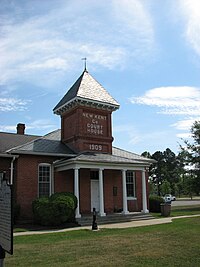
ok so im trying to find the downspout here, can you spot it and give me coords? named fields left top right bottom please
left=10, top=156, right=16, bottom=185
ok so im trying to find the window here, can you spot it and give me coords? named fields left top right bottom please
left=126, top=171, right=136, bottom=198
left=38, top=164, right=51, bottom=197
left=90, top=170, right=99, bottom=180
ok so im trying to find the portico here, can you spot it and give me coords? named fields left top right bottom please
left=54, top=153, right=150, bottom=219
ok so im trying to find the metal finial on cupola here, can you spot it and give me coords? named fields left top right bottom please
left=81, top=57, right=87, bottom=71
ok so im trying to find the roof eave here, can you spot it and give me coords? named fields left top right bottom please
left=54, top=157, right=152, bottom=171
left=54, top=96, right=120, bottom=115
left=7, top=150, right=76, bottom=157
left=0, top=153, right=19, bottom=158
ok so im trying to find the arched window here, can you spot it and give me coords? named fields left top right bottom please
left=38, top=164, right=51, bottom=197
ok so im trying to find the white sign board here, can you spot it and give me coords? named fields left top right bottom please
left=0, top=173, right=13, bottom=254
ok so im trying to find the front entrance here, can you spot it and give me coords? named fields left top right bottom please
left=91, top=179, right=100, bottom=212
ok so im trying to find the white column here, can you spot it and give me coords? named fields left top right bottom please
left=122, top=169, right=129, bottom=214
left=142, top=169, right=149, bottom=213
left=74, top=168, right=81, bottom=218
left=99, top=168, right=106, bottom=216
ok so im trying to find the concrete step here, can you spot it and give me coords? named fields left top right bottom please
left=77, top=212, right=154, bottom=226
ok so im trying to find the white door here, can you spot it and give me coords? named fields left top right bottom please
left=91, top=180, right=100, bottom=212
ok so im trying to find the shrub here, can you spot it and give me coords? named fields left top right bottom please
left=50, top=192, right=77, bottom=210
left=149, top=195, right=164, bottom=212
left=32, top=192, right=78, bottom=226
left=32, top=197, right=51, bottom=225
left=49, top=192, right=77, bottom=222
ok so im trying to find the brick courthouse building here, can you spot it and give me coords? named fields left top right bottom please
left=0, top=70, right=154, bottom=221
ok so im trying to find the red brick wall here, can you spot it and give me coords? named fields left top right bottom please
left=127, top=170, right=149, bottom=211
left=61, top=106, right=113, bottom=153
left=79, top=169, right=91, bottom=213
left=54, top=169, right=73, bottom=193
left=61, top=109, right=79, bottom=142
left=15, top=155, right=57, bottom=219
left=104, top=170, right=123, bottom=213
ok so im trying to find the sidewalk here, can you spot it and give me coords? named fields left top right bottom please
left=14, top=214, right=200, bottom=237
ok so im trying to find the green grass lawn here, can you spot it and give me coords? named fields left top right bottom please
left=6, top=217, right=200, bottom=267
left=171, top=205, right=200, bottom=216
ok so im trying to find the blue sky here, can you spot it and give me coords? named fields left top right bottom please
left=0, top=0, right=200, bottom=155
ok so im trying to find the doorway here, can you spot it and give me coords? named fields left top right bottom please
left=91, top=179, right=99, bottom=212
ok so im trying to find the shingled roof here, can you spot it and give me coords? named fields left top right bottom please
left=54, top=148, right=155, bottom=170
left=1, top=129, right=154, bottom=165
left=53, top=70, right=120, bottom=115
left=6, top=130, right=75, bottom=157
left=0, top=132, right=39, bottom=154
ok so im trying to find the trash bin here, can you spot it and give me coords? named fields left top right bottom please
left=160, top=203, right=171, bottom=217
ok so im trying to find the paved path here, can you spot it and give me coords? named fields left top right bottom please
left=172, top=200, right=200, bottom=207
left=14, top=214, right=200, bottom=237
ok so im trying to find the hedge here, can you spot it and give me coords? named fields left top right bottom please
left=149, top=195, right=165, bottom=213
left=32, top=192, right=77, bottom=226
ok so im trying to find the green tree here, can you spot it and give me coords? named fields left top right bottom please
left=141, top=151, right=151, bottom=158
left=181, top=120, right=200, bottom=195
left=176, top=149, right=191, bottom=196
left=144, top=148, right=184, bottom=196
left=163, top=148, right=180, bottom=185
left=160, top=180, right=171, bottom=195
left=149, top=151, right=166, bottom=195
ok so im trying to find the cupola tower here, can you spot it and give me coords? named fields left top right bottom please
left=53, top=70, right=120, bottom=154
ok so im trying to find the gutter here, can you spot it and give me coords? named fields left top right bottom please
left=5, top=150, right=76, bottom=158
left=0, top=153, right=16, bottom=158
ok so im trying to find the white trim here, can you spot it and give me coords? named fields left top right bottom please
left=127, top=197, right=137, bottom=200
left=122, top=169, right=129, bottom=215
left=99, top=168, right=106, bottom=216
left=141, top=170, right=149, bottom=213
left=9, top=151, right=75, bottom=157
left=0, top=153, right=19, bottom=158
left=55, top=160, right=148, bottom=172
left=54, top=96, right=119, bottom=115
left=74, top=168, right=81, bottom=218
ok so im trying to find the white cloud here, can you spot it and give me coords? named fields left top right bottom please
left=0, top=0, right=155, bottom=87
left=178, top=0, right=200, bottom=56
left=131, top=86, right=200, bottom=115
left=26, top=119, right=56, bottom=131
left=171, top=118, right=198, bottom=131
left=24, top=58, right=70, bottom=71
left=172, top=118, right=200, bottom=139
left=131, top=86, right=200, bottom=141
left=0, top=97, right=29, bottom=112
left=0, top=119, right=56, bottom=134
left=114, top=122, right=177, bottom=153
left=113, top=124, right=142, bottom=145
left=0, top=125, right=16, bottom=132
left=176, top=133, right=191, bottom=139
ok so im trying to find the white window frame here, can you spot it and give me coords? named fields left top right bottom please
left=126, top=171, right=136, bottom=200
left=38, top=163, right=52, bottom=198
